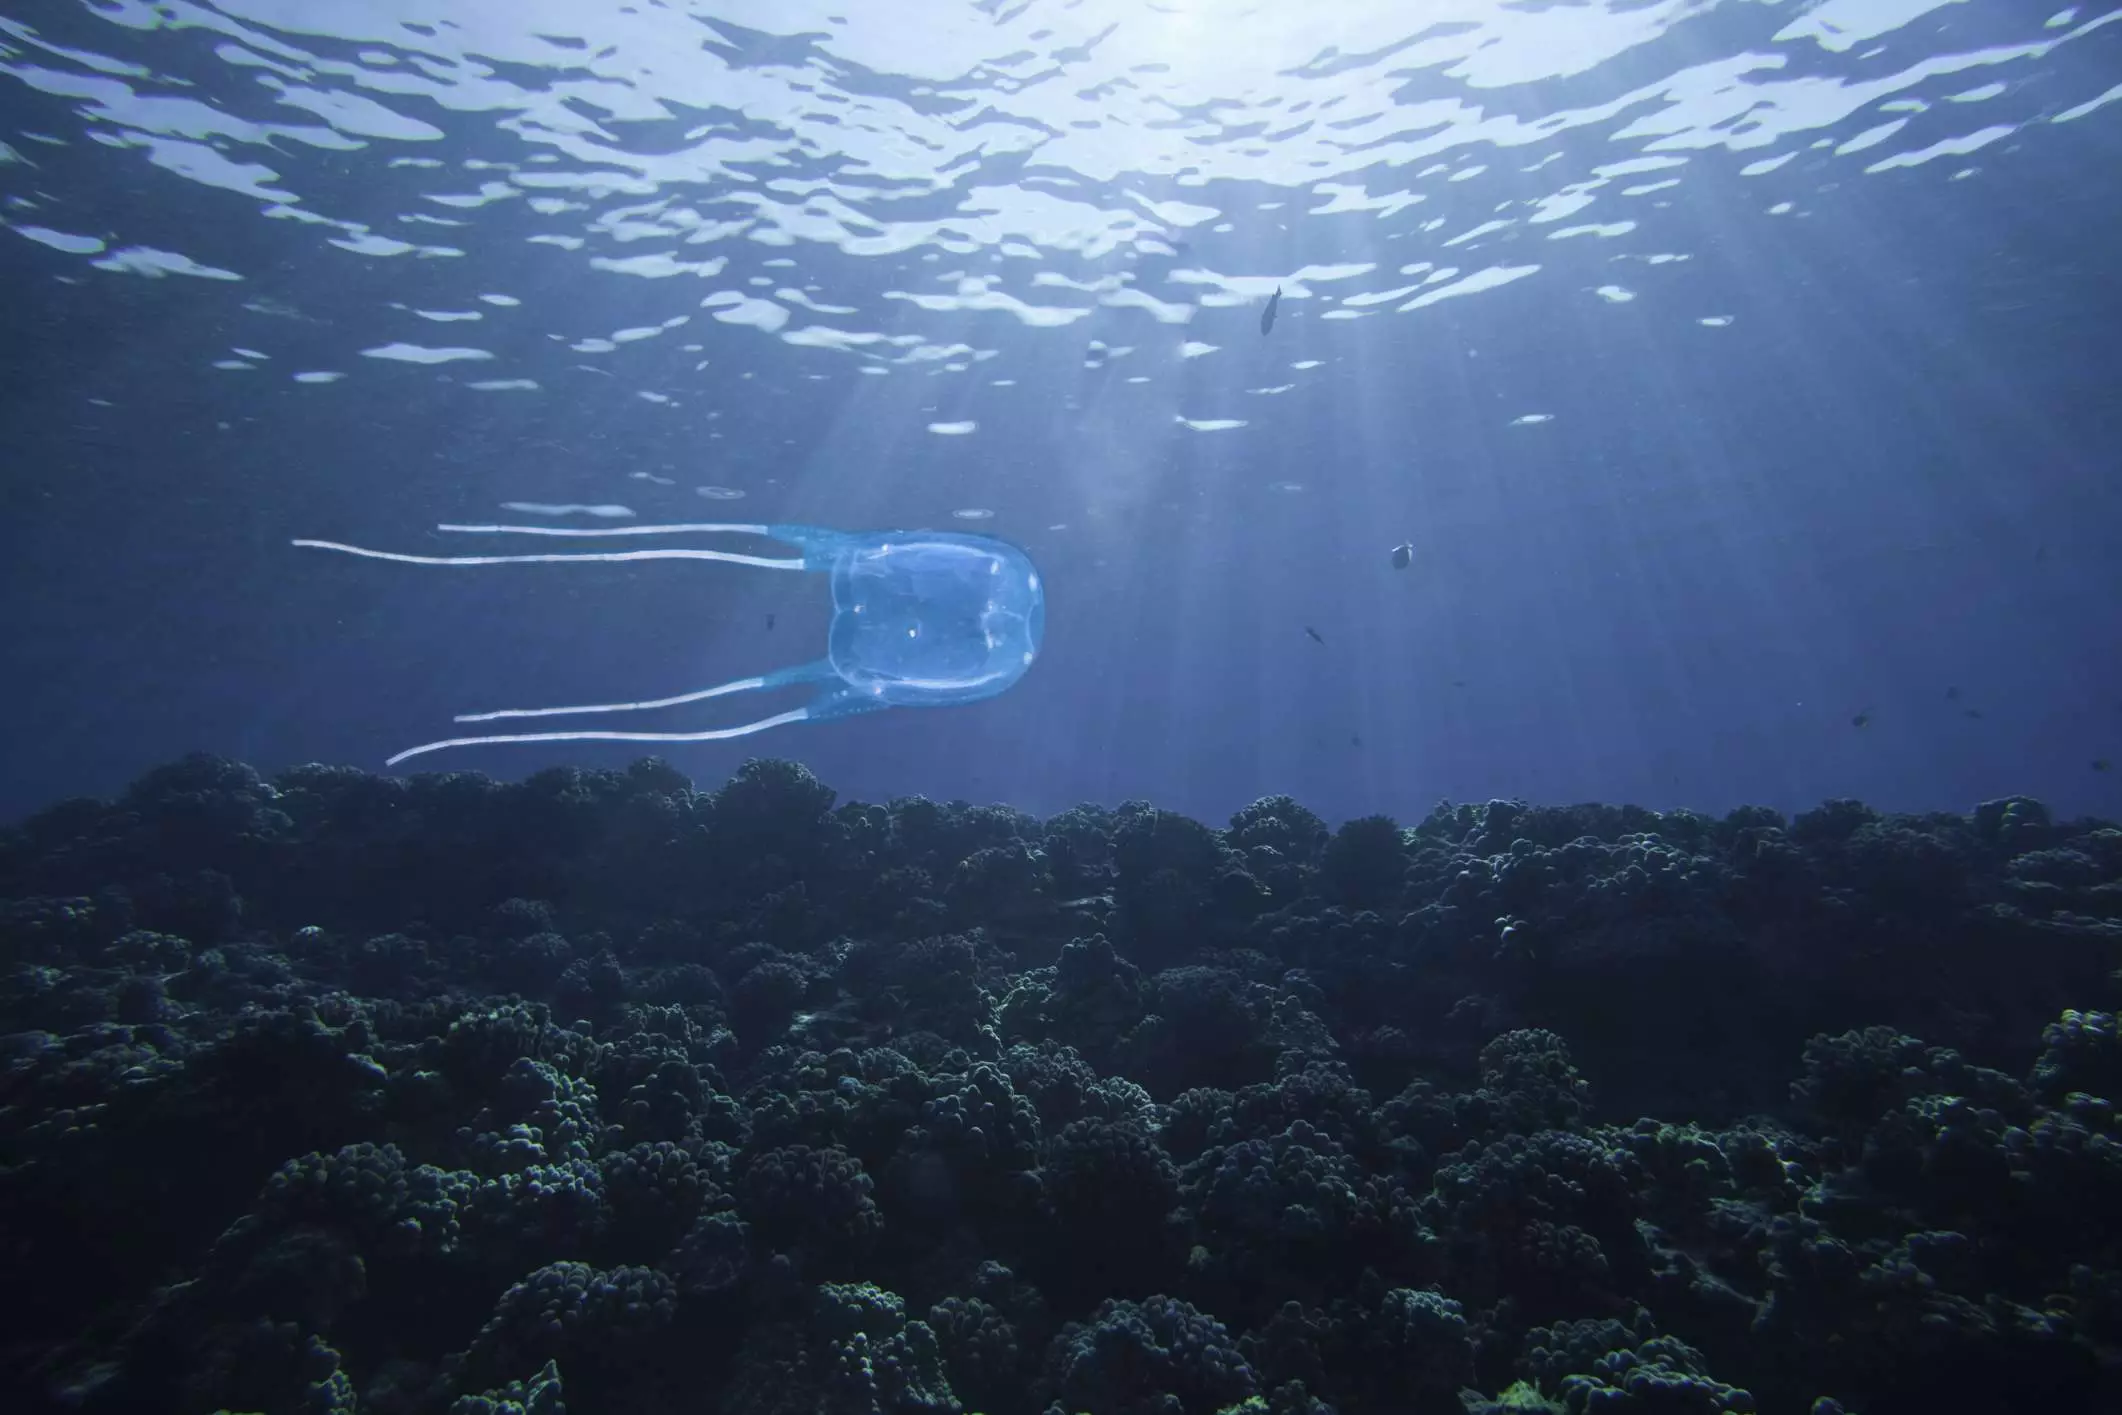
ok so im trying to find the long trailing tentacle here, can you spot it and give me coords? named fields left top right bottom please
left=384, top=707, right=813, bottom=768
left=454, top=674, right=769, bottom=724
left=293, top=518, right=809, bottom=568
left=434, top=521, right=775, bottom=537
left=291, top=538, right=803, bottom=570
left=455, top=660, right=834, bottom=724
left=292, top=523, right=832, bottom=766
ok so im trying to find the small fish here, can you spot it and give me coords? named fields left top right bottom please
left=2094, top=759, right=2112, bottom=772
left=1350, top=734, right=1363, bottom=747
left=1851, top=710, right=1871, bottom=728
left=1963, top=708, right=1984, bottom=719
left=1390, top=542, right=1413, bottom=570
left=765, top=612, right=776, bottom=631
left=1260, top=286, right=1281, bottom=335
left=241, top=296, right=323, bottom=324
left=1304, top=625, right=1325, bottom=645
left=1945, top=686, right=1960, bottom=701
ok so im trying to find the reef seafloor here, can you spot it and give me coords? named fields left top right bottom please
left=0, top=755, right=2118, bottom=1415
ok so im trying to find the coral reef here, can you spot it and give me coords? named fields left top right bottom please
left=1, top=755, right=2117, bottom=1413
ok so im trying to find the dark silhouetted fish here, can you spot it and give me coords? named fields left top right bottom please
left=1304, top=625, right=1324, bottom=645
left=1851, top=710, right=1871, bottom=728
left=766, top=612, right=776, bottom=631
left=1260, top=286, right=1281, bottom=335
left=1390, top=542, right=1413, bottom=570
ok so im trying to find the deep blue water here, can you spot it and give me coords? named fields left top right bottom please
left=2, top=0, right=2118, bottom=826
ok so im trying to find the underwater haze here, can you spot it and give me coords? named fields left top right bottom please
left=8, top=6, right=2122, bottom=1415
left=0, top=0, right=2116, bottom=824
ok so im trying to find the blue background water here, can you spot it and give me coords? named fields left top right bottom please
left=1, top=0, right=2117, bottom=826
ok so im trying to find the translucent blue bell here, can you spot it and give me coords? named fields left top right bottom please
left=294, top=521, right=1046, bottom=766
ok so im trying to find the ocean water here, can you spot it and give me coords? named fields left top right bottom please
left=1, top=0, right=2116, bottom=825
left=3, top=6, right=2122, bottom=1415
